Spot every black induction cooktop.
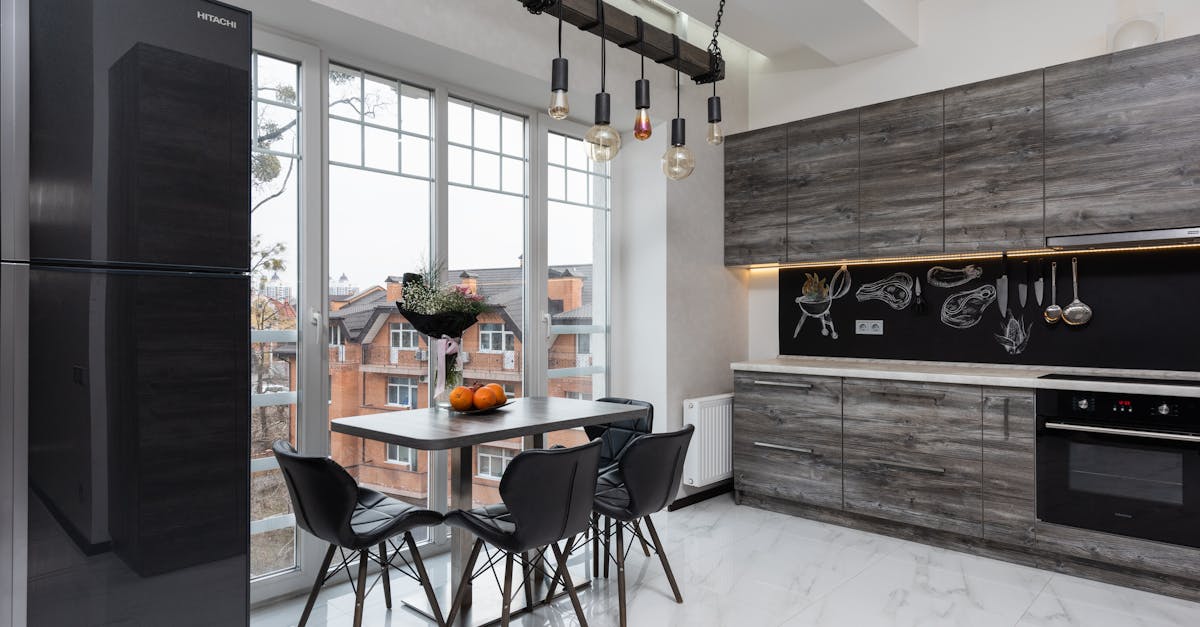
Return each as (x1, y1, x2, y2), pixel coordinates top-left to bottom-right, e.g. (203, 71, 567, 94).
(1039, 374, 1200, 386)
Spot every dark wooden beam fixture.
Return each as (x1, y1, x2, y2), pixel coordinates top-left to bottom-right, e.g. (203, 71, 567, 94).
(520, 0, 722, 83)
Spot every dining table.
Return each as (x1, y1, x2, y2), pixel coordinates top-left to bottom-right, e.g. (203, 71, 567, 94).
(330, 396, 649, 625)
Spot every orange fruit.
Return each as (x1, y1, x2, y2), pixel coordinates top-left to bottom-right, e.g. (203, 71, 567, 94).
(485, 383, 506, 404)
(449, 386, 475, 411)
(473, 386, 500, 410)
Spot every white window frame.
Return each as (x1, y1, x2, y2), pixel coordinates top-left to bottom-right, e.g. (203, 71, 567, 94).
(386, 443, 417, 467)
(386, 376, 418, 408)
(389, 321, 418, 350)
(476, 445, 518, 480)
(478, 322, 512, 354)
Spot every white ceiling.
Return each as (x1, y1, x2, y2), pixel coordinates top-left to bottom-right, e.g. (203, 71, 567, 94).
(665, 0, 920, 67)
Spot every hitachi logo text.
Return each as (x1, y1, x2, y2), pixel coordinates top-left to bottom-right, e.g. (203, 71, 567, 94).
(196, 10, 237, 29)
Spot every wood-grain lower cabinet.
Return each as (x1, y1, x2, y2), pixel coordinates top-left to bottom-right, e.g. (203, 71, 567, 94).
(842, 447, 983, 537)
(944, 71, 1045, 252)
(724, 125, 788, 265)
(842, 379, 982, 461)
(732, 373, 843, 508)
(859, 92, 945, 255)
(1044, 34, 1200, 237)
(982, 388, 1037, 546)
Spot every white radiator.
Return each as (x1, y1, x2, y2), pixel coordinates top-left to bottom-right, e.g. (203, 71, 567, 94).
(682, 393, 734, 488)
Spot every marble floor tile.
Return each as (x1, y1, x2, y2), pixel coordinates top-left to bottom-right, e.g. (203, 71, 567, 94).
(251, 495, 1200, 627)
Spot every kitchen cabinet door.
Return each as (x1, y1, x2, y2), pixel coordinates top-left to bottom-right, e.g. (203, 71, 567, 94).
(982, 388, 1036, 547)
(725, 125, 788, 265)
(859, 92, 944, 255)
(1044, 35, 1200, 236)
(842, 378, 982, 461)
(843, 446, 982, 537)
(786, 111, 860, 261)
(944, 71, 1045, 252)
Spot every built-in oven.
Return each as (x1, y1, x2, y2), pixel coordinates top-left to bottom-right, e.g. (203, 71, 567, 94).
(1036, 375, 1200, 548)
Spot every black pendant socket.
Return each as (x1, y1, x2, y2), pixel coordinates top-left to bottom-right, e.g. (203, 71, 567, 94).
(594, 92, 611, 125)
(635, 78, 650, 110)
(551, 57, 568, 93)
(671, 117, 686, 146)
(707, 95, 722, 123)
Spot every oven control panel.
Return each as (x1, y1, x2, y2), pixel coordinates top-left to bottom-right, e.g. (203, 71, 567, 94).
(1038, 386, 1198, 432)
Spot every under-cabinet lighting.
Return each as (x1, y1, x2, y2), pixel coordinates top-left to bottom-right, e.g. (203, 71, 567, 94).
(741, 242, 1200, 271)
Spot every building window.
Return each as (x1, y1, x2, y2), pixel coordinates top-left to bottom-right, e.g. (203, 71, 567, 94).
(575, 333, 590, 355)
(390, 322, 418, 350)
(479, 323, 514, 353)
(564, 391, 593, 401)
(386, 376, 418, 408)
(477, 445, 518, 479)
(330, 324, 344, 346)
(386, 443, 417, 468)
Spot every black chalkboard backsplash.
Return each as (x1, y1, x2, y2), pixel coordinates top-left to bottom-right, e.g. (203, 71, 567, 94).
(778, 249, 1200, 371)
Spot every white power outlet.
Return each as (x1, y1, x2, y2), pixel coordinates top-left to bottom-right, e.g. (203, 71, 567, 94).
(856, 320, 884, 335)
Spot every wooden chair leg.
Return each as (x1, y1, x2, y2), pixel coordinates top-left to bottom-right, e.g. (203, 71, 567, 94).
(445, 539, 483, 627)
(591, 512, 600, 578)
(298, 544, 337, 627)
(501, 552, 515, 626)
(378, 542, 392, 609)
(352, 549, 370, 627)
(633, 519, 652, 557)
(405, 531, 447, 627)
(542, 534, 576, 604)
(551, 542, 589, 627)
(603, 516, 612, 579)
(521, 551, 534, 612)
(616, 522, 627, 627)
(643, 516, 683, 603)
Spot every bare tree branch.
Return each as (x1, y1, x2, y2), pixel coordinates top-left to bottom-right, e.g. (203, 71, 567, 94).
(251, 157, 295, 214)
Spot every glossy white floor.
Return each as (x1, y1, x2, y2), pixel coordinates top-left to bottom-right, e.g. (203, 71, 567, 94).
(251, 495, 1200, 626)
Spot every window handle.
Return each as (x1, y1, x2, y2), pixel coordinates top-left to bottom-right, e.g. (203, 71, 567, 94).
(543, 312, 552, 340)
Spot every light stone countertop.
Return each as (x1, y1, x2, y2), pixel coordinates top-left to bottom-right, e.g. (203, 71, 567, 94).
(731, 356, 1200, 398)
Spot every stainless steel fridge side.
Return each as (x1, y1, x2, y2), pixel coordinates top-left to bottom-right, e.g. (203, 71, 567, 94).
(1, 0, 30, 624)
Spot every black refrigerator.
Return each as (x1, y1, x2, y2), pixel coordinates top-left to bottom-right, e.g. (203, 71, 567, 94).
(5, 0, 252, 624)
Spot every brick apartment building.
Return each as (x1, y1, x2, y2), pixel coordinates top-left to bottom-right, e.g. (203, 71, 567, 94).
(322, 266, 597, 507)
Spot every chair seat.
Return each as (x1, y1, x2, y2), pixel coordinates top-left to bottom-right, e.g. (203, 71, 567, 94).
(593, 468, 634, 521)
(444, 503, 524, 552)
(349, 487, 443, 549)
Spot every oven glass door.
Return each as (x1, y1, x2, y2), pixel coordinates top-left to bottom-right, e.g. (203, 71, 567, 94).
(1038, 427, 1200, 548)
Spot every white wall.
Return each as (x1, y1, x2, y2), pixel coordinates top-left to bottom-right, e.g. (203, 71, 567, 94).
(745, 0, 1200, 360)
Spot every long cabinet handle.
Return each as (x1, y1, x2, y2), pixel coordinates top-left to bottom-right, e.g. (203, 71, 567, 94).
(867, 388, 945, 402)
(753, 380, 813, 390)
(1044, 422, 1200, 444)
(868, 458, 946, 474)
(753, 441, 814, 455)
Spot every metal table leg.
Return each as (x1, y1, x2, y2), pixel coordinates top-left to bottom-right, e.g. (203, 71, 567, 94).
(451, 445, 474, 609)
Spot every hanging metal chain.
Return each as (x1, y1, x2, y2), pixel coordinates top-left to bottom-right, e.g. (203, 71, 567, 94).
(708, 0, 725, 58)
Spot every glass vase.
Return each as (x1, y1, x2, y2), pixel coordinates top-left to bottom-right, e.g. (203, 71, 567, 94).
(432, 337, 464, 409)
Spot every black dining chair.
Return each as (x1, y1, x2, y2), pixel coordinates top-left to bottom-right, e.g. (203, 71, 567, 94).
(443, 439, 602, 627)
(572, 425, 695, 627)
(586, 397, 655, 577)
(272, 441, 447, 627)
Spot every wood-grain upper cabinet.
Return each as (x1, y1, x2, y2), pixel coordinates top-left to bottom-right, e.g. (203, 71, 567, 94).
(1044, 34, 1200, 237)
(724, 125, 788, 265)
(859, 92, 945, 255)
(982, 388, 1036, 547)
(786, 111, 860, 261)
(944, 71, 1045, 252)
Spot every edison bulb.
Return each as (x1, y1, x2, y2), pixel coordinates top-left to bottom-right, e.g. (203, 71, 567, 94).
(706, 122, 724, 145)
(585, 124, 621, 162)
(548, 90, 569, 120)
(634, 109, 652, 141)
(662, 144, 694, 180)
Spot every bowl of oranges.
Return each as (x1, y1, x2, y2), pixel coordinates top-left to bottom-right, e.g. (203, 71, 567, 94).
(448, 383, 510, 414)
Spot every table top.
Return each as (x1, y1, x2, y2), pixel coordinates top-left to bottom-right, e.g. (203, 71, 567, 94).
(329, 397, 648, 450)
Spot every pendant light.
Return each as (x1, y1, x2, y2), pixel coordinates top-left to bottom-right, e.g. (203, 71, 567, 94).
(632, 17, 652, 141)
(662, 38, 694, 181)
(547, 0, 569, 120)
(585, 0, 620, 162)
(705, 0, 725, 145)
(706, 82, 723, 145)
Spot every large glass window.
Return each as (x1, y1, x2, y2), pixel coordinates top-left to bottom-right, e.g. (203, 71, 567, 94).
(326, 63, 434, 530)
(545, 132, 610, 437)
